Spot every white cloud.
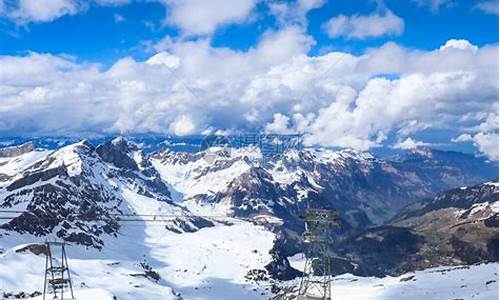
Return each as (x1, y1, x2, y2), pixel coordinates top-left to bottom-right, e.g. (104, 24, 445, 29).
(301, 68, 496, 150)
(452, 110, 499, 160)
(169, 115, 197, 136)
(452, 108, 498, 159)
(164, 0, 258, 36)
(474, 112, 498, 132)
(323, 9, 404, 40)
(393, 137, 431, 149)
(264, 113, 293, 134)
(145, 52, 180, 68)
(475, 0, 499, 14)
(470, 132, 499, 160)
(452, 133, 473, 143)
(454, 132, 499, 160)
(439, 39, 478, 51)
(0, 38, 497, 159)
(1, 0, 132, 24)
(268, 0, 325, 26)
(5, 0, 83, 24)
(397, 120, 430, 136)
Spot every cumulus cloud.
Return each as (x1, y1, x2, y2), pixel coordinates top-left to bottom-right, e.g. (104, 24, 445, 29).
(164, 0, 258, 36)
(3, 0, 84, 24)
(453, 132, 499, 160)
(0, 0, 258, 34)
(470, 132, 499, 160)
(439, 39, 478, 51)
(264, 113, 294, 134)
(0, 36, 498, 159)
(452, 110, 499, 160)
(145, 52, 180, 68)
(169, 115, 197, 136)
(0, 0, 133, 24)
(451, 134, 472, 143)
(268, 0, 325, 26)
(323, 9, 404, 40)
(392, 137, 431, 149)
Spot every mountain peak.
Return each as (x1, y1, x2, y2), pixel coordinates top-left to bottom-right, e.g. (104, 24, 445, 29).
(111, 136, 138, 150)
(96, 138, 139, 170)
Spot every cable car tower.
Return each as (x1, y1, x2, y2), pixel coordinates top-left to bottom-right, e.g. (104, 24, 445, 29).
(297, 208, 340, 300)
(43, 241, 75, 300)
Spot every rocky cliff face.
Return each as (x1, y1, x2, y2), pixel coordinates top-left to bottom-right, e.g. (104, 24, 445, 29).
(0, 139, 207, 249)
(0, 141, 122, 248)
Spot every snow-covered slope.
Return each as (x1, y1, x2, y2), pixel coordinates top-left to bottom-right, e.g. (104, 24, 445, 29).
(0, 140, 277, 299)
(150, 147, 260, 199)
(1, 238, 497, 299)
(0, 139, 497, 299)
(0, 221, 274, 300)
(280, 262, 498, 300)
(0, 139, 210, 248)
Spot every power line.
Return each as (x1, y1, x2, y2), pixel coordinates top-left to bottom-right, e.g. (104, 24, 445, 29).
(0, 210, 253, 223)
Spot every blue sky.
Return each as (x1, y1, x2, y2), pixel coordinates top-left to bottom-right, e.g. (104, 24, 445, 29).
(0, 0, 498, 159)
(1, 0, 497, 62)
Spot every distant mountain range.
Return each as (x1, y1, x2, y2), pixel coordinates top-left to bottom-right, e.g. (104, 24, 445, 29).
(0, 137, 497, 295)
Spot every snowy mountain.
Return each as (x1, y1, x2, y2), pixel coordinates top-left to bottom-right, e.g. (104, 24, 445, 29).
(0, 139, 210, 249)
(277, 262, 499, 300)
(0, 138, 497, 299)
(151, 146, 497, 227)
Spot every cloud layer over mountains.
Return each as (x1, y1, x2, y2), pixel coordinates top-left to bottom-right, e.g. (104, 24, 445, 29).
(1, 33, 497, 158)
(0, 0, 498, 159)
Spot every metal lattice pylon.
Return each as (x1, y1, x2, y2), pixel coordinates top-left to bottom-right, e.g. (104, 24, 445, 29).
(43, 241, 75, 300)
(297, 209, 340, 300)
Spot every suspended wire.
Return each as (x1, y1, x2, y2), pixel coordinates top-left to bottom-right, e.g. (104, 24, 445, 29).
(0, 209, 255, 224)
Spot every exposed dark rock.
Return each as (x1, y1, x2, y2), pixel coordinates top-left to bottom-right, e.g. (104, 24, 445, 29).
(265, 247, 302, 280)
(245, 269, 270, 281)
(96, 138, 139, 171)
(484, 214, 498, 227)
(165, 217, 214, 234)
(335, 226, 424, 277)
(15, 243, 48, 256)
(6, 165, 66, 192)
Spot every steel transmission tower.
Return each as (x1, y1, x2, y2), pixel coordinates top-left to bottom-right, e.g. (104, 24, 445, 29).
(297, 209, 339, 300)
(43, 241, 75, 300)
